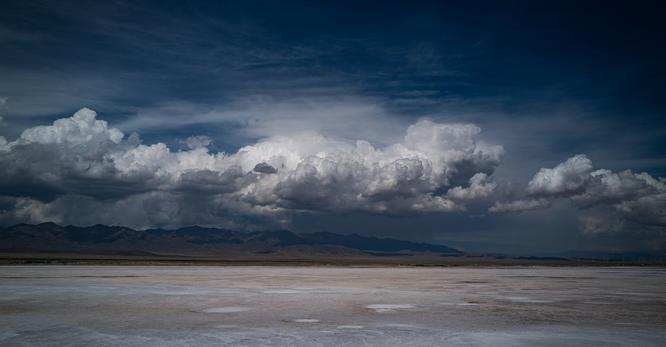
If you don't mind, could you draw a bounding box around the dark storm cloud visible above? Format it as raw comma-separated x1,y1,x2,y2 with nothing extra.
253,162,278,174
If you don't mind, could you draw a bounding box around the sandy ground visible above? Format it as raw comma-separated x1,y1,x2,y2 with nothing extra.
0,266,665,346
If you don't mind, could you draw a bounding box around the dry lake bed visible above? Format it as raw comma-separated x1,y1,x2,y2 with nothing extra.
1,266,665,346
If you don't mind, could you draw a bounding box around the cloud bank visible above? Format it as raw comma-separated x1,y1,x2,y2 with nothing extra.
0,108,502,228
491,154,666,235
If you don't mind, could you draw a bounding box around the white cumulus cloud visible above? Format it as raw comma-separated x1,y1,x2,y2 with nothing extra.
491,154,666,234
0,109,502,228
526,154,592,196
17,108,123,145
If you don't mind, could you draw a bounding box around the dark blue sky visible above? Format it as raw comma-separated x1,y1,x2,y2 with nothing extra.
1,1,665,254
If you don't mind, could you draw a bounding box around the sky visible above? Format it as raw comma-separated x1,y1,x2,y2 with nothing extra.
1,0,665,254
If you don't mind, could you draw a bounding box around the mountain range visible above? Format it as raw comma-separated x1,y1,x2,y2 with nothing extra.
0,223,462,258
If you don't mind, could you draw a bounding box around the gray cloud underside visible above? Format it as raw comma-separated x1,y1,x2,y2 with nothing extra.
0,108,502,228
491,154,666,235
2,108,663,236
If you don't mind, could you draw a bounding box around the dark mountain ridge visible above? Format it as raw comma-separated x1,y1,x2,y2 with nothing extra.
0,223,462,257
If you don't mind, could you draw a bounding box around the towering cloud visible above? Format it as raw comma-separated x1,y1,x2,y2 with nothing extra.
0,109,502,228
491,154,666,234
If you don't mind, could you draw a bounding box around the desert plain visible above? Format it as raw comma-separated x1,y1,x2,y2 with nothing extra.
0,265,665,346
